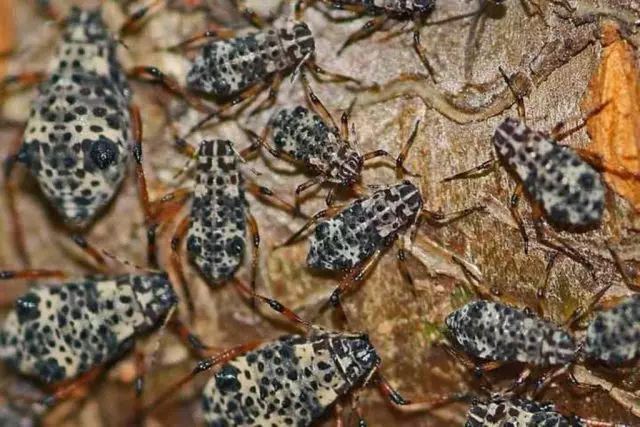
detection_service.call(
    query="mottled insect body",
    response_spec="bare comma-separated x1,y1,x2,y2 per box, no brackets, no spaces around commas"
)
493,117,604,227
187,20,314,99
445,300,576,366
308,181,422,271
0,273,176,384
17,7,132,225
272,106,363,188
335,0,435,14
466,395,585,427
186,140,248,284
585,295,640,365
202,330,380,426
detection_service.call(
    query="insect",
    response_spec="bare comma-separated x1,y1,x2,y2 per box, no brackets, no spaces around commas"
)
138,305,467,426
466,394,621,427
1,4,209,266
0,264,293,412
443,68,640,268
148,135,302,317
169,7,361,136
294,0,437,80
249,71,418,211
280,180,484,307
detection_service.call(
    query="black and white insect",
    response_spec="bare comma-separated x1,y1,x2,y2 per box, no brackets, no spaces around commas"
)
294,0,437,80
1,4,206,266
249,71,418,211
443,69,640,267
148,135,302,317
465,394,622,427
584,295,640,366
280,180,484,307
166,6,361,136
139,305,465,426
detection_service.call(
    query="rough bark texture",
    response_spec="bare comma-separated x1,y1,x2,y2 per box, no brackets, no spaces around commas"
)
0,0,639,426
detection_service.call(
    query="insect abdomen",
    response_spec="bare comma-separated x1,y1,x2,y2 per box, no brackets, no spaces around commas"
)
445,300,576,366
187,140,247,284
0,273,175,384
585,295,640,365
493,118,604,227
187,22,314,98
466,397,572,427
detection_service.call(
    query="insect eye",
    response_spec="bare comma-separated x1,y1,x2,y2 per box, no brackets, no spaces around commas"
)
89,138,118,170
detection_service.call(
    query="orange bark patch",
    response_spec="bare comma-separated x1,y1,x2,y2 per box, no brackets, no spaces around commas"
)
0,0,16,80
581,21,640,212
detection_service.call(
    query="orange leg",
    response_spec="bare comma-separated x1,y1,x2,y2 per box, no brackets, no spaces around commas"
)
249,73,283,117
39,367,103,408
135,340,265,419
119,0,165,36
301,71,340,133
293,176,326,216
0,71,47,94
277,204,347,248
607,245,640,292
306,59,363,86
148,188,192,267
128,66,214,115
376,373,471,412
325,247,386,308
245,211,260,299
337,16,386,56
509,182,530,255
3,124,29,266
168,318,220,354
499,66,527,123
163,24,236,51
133,346,146,422
441,158,498,182
413,19,436,82
231,277,311,328
245,180,304,218
334,402,345,427
394,119,422,179
0,269,68,280
169,214,196,321
396,238,417,296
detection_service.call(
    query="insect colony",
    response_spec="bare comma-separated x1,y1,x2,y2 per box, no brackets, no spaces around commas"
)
0,1,638,426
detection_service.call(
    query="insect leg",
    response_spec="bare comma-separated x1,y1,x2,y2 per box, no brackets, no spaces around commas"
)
277,204,346,248
231,277,311,328
0,269,68,280
232,0,270,28
128,66,214,115
39,367,103,408
326,248,385,307
3,124,30,266
573,147,640,182
535,251,559,317
294,176,326,215
135,340,265,419
499,66,527,123
169,214,196,321
419,205,486,226
376,374,471,412
337,16,387,56
119,0,165,36
301,71,340,133
249,73,282,117
162,25,236,51
0,71,47,93
441,158,498,182
246,211,260,303
306,59,364,86
509,182,530,255
133,346,146,421
334,402,346,427
245,180,306,218
413,18,436,82
396,237,417,296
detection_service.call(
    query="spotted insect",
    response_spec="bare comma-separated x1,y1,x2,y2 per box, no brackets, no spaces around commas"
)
466,394,621,427
280,180,484,307
443,69,640,267
170,8,360,136
139,313,466,426
148,136,302,316
2,4,208,266
249,72,418,211
294,0,437,80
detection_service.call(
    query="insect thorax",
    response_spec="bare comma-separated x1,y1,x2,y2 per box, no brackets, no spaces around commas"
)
493,117,604,227
187,21,314,98
307,182,422,270
446,300,576,366
187,140,247,284
0,273,176,384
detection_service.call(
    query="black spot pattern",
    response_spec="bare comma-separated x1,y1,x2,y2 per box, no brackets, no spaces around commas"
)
271,106,362,185
187,22,314,99
0,273,176,384
466,395,581,427
445,300,576,366
202,330,380,426
333,0,435,16
18,7,132,226
187,140,248,284
493,117,604,227
307,182,422,270
585,295,640,365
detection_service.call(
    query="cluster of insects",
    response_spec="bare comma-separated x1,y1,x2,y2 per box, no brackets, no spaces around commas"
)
0,1,638,426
